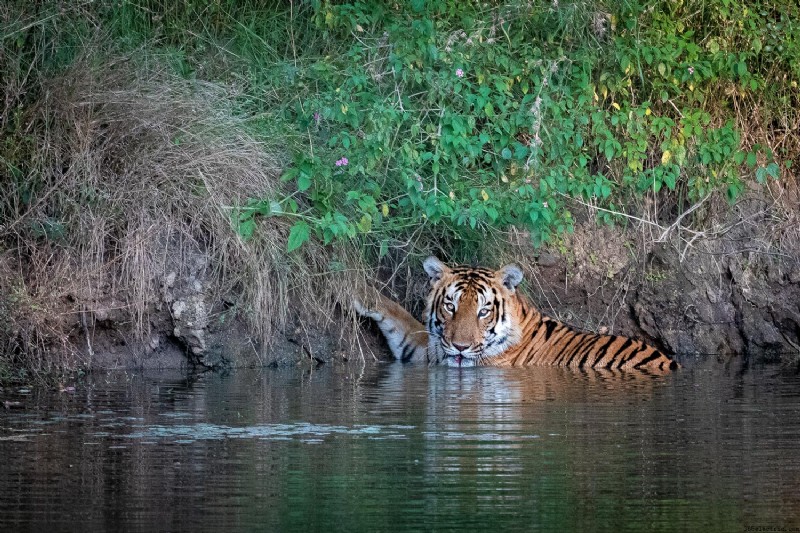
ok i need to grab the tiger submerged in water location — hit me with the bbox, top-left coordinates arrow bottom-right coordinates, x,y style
356,256 -> 678,372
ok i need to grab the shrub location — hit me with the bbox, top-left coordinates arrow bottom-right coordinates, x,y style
235,0 -> 796,253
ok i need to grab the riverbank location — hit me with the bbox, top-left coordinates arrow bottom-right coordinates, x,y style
3,190 -> 798,381
1,1 -> 798,382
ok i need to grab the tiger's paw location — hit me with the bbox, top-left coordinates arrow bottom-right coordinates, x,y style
353,298 -> 384,322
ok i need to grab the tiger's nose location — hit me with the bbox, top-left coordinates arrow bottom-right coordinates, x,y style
452,343 -> 470,352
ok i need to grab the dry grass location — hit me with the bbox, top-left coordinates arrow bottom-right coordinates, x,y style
0,42 -> 369,377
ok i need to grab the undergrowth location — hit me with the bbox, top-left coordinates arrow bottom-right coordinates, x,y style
1,0 -> 799,378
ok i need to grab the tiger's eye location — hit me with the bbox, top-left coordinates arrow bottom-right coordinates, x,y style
478,307 -> 491,318
444,302 -> 455,314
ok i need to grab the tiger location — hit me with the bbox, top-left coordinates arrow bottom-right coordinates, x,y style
355,256 -> 678,372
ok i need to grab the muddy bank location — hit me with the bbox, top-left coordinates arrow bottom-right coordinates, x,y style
25,209 -> 800,372
3,188 -> 799,374
525,194 -> 800,364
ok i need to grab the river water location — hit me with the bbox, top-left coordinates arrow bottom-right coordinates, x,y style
1,359 -> 799,532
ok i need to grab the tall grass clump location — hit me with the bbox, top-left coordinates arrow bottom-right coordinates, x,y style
0,2 -> 368,379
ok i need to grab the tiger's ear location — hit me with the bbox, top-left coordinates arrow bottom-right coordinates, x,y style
423,256 -> 450,285
497,264 -> 524,292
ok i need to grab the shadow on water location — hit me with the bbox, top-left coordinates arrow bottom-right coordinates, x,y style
1,357 -> 799,531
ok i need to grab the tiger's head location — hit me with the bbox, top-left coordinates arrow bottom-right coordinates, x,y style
422,256 -> 525,367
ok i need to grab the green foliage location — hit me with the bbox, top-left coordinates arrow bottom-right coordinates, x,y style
236,0 -> 796,250
4,0 -> 798,254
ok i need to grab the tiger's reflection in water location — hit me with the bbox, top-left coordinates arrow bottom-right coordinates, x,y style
358,362 -> 669,505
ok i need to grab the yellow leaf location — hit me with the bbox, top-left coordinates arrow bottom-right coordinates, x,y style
356,24 -> 364,32
449,191 -> 456,200
661,150 -> 672,165
501,174 -> 508,183
381,203 -> 389,217
481,189 -> 489,201
341,104 -> 348,114
688,83 -> 694,91
645,108 -> 652,116
611,102 -> 620,110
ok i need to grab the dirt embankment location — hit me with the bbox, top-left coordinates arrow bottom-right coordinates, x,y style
2,55 -> 798,376
4,201 -> 799,375
3,180 -> 800,375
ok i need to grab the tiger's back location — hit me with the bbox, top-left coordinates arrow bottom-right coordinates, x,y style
483,306 -> 676,372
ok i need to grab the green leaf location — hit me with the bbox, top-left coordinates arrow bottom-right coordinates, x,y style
501,147 -> 512,160
298,173 -> 312,191
746,152 -> 757,168
766,162 -> 780,179
664,172 -> 676,191
357,214 -> 372,233
604,143 -> 615,161
281,167 -> 299,182
287,221 -> 310,252
237,219 -> 255,240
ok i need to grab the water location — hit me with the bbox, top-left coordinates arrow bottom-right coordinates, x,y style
1,360 -> 799,532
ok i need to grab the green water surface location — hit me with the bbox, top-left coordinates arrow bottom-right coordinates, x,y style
1,359 -> 799,532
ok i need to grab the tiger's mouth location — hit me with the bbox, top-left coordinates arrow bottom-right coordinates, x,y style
442,352 -> 478,367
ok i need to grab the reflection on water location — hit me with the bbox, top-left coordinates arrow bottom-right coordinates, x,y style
1,360 -> 799,531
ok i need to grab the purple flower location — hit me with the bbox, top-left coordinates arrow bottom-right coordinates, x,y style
313,112 -> 321,123
456,68 -> 464,78
688,66 -> 695,75
335,157 -> 349,167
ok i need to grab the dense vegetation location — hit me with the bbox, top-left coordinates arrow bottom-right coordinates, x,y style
1,0 -> 798,378
5,1 -> 797,253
